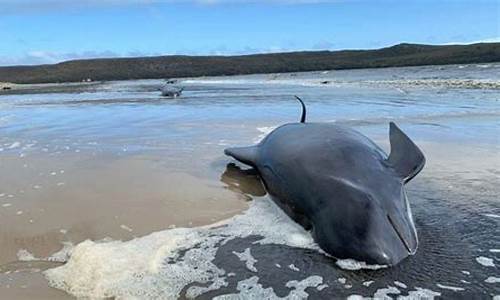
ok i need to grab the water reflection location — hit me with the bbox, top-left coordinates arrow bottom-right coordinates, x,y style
220,163 -> 266,198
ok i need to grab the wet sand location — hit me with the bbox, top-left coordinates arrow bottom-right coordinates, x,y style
0,156 -> 251,299
0,146 -> 254,299
0,81 -> 105,96
0,152 -> 249,263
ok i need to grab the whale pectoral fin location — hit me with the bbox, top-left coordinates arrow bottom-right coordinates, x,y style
387,122 -> 426,183
224,146 -> 258,168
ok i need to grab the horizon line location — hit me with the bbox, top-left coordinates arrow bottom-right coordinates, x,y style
2,41 -> 499,68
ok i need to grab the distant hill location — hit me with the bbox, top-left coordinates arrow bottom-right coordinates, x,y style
1,43 -> 499,84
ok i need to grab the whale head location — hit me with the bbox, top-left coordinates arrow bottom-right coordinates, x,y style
310,122 -> 425,266
311,176 -> 420,266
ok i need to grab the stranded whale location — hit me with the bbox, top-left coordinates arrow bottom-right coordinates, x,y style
224,97 -> 425,266
161,86 -> 184,98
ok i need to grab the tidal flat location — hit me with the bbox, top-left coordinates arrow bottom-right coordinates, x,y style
0,63 -> 499,299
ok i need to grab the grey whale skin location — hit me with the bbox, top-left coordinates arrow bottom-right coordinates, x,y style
224,102 -> 425,266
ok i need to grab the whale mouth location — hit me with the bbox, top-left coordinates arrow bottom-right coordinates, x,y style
387,214 -> 413,254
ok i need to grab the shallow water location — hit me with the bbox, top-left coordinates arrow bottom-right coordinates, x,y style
0,63 -> 499,299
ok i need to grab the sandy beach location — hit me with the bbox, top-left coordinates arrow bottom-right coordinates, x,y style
0,63 -> 499,299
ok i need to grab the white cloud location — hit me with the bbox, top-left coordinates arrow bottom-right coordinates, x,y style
4,36 -> 496,66
0,50 -> 121,66
468,37 -> 500,44
439,36 -> 500,45
0,45 -> 299,66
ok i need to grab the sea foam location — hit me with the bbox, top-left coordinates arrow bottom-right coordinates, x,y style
44,198 -> 319,299
44,196 -> 386,299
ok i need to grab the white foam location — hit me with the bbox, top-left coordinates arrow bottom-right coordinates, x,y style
17,242 -> 73,263
373,286 -> 400,298
120,224 -> 133,232
335,259 -> 387,270
285,275 -> 323,297
7,142 -> 20,149
213,275 -> 323,299
44,199 -> 318,299
362,281 -> 374,287
476,256 -> 495,267
232,248 -> 257,272
490,249 -> 500,253
47,242 -> 74,262
485,277 -> 500,283
365,78 -> 500,90
217,140 -> 229,146
253,126 -> 277,143
1,203 -> 12,208
17,249 -> 37,261
394,281 -> 407,289
288,264 -> 300,272
483,213 -> 500,219
436,283 -> 465,291
182,75 -> 500,90
186,277 -> 228,299
398,287 -> 441,299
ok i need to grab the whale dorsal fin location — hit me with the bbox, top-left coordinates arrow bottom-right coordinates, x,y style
224,146 -> 258,168
294,96 -> 306,123
387,122 -> 426,183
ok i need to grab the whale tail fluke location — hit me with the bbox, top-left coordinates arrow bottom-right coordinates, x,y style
294,96 -> 306,123
224,146 -> 258,168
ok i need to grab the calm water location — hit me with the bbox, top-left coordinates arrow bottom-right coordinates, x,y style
0,63 -> 499,299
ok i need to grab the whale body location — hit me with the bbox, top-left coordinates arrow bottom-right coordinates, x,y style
161,86 -> 183,98
224,99 -> 425,266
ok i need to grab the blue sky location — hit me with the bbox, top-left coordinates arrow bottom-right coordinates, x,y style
1,0 -> 498,66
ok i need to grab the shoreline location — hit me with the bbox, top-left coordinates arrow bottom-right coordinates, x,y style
1,42 -> 499,84
0,65 -> 498,299
0,139 -> 498,299
1,62 -> 499,95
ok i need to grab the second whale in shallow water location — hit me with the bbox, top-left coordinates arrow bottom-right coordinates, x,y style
224,97 -> 425,266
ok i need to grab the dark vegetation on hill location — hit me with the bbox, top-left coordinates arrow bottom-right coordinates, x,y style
1,43 -> 499,84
